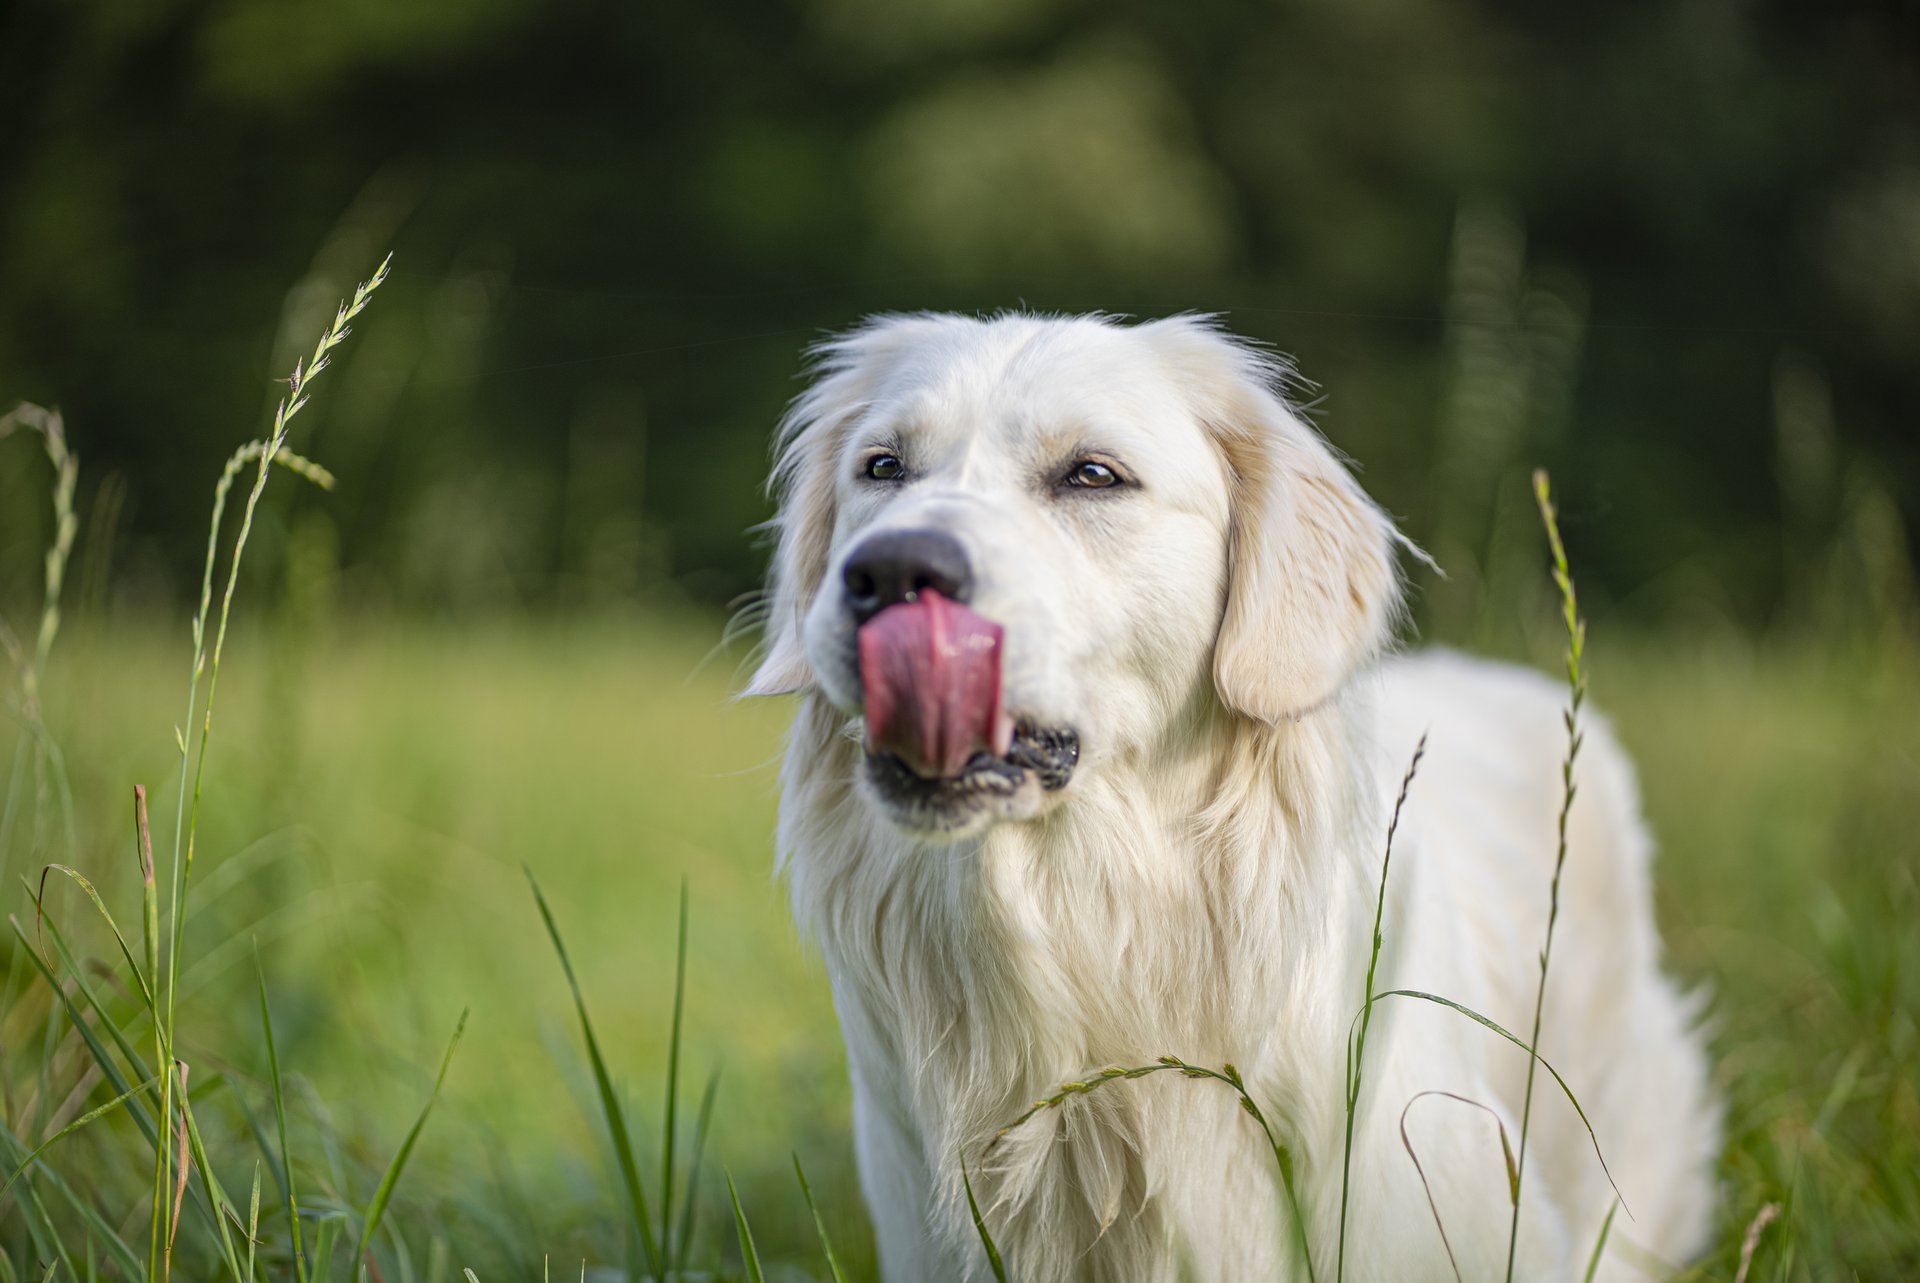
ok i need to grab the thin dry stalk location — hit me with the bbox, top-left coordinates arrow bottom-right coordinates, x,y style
1731,1202 -> 1781,1283
167,1061 -> 190,1261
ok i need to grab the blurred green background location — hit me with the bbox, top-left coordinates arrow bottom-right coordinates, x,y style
2,0 -> 1918,1280
2,0 -> 1916,626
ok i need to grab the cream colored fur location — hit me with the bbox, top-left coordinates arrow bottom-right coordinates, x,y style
750,313 -> 1719,1282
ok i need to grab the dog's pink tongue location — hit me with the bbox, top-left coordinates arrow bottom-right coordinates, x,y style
858,591 -> 1014,779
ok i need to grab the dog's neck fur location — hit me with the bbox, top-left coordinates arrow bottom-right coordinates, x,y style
778,686 -> 1386,1279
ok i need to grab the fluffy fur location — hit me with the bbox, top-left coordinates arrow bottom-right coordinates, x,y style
749,313 -> 1719,1282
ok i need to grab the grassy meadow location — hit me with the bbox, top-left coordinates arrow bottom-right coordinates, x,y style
5,6 -> 1917,1272
3,610 -> 866,1280
2,597 -> 1916,1281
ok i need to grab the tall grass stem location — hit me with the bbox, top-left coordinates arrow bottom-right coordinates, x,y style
1505,468 -> 1588,1282
1337,733 -> 1427,1281
154,255 -> 386,1280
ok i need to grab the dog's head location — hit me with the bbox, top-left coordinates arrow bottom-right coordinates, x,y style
748,313 -> 1405,838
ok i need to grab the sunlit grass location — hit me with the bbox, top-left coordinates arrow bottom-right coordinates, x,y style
9,608 -> 854,1277
5,608 -> 1912,1279
3,393 -> 1916,1283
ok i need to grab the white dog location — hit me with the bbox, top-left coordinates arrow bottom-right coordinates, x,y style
747,313 -> 1719,1282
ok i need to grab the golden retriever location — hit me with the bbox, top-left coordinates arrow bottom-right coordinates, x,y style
748,313 -> 1719,1282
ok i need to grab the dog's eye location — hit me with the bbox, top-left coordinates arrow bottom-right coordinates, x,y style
1063,460 -> 1120,490
864,453 -> 905,482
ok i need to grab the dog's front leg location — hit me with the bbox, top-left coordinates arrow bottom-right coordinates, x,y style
847,1072 -> 953,1281
837,992 -> 979,1282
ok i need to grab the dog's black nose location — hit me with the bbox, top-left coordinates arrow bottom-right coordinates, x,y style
842,529 -> 974,625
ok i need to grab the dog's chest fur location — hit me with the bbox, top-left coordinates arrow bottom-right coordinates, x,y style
780,697 -> 1377,1281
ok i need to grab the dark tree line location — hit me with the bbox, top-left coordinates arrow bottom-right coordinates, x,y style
1,0 -> 1915,633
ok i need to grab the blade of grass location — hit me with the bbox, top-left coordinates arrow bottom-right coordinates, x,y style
312,1212 -> 340,1281
674,1068 -> 722,1273
525,867 -> 664,1282
301,1081 -> 352,1220
35,864 -> 152,1011
0,1122 -> 76,1281
0,1074 -> 157,1199
793,1154 -> 851,1283
352,1008 -> 468,1282
1397,1090 -> 1519,1283
725,1171 -> 766,1283
383,1219 -> 418,1283
232,1090 -> 288,1230
9,912 -> 160,1144
246,1160 -> 262,1283
660,878 -> 687,1264
177,1077 -> 249,1282
1365,989 -> 1626,1214
20,873 -> 175,1281
135,786 -> 159,1022
13,891 -> 229,1278
32,974 -> 57,1145
138,779 -> 165,1283
960,1156 -> 1009,1283
1583,1201 -> 1618,1283
19,880 -> 159,1105
13,907 -> 214,1279
0,1124 -> 144,1280
257,954 -> 309,1283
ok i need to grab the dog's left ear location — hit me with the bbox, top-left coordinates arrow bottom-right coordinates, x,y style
1144,317 -> 1406,724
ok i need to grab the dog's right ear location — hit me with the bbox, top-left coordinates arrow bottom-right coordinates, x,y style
744,317 -> 940,696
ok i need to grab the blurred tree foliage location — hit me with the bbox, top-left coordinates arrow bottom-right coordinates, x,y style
0,0 -> 1914,634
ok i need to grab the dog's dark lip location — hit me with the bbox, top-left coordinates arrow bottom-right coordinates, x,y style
1001,723 -> 1080,791
865,722 -> 1080,802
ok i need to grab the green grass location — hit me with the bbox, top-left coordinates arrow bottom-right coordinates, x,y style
1609,632 -> 1920,1280
1,328 -> 1916,1281
5,611 -> 855,1278
3,610 -> 1914,1280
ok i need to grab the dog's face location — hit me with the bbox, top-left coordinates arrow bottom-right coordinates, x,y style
750,314 -> 1403,839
